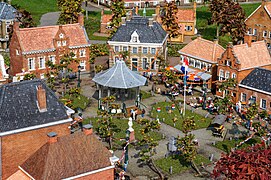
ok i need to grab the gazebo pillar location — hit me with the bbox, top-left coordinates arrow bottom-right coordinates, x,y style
107,87 -> 110,96
98,85 -> 102,109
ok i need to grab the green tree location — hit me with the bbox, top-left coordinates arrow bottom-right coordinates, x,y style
109,0 -> 126,37
23,73 -> 36,80
161,1 -> 180,43
177,117 -> 202,176
209,0 -> 246,43
57,0 -> 83,24
138,118 -> 164,179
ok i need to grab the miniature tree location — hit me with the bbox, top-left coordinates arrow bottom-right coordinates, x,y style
161,1 -> 180,43
57,0 -> 83,24
177,116 -> 202,176
213,144 -> 271,179
23,73 -> 36,80
138,119 -> 164,179
109,0 -> 126,37
210,0 -> 246,43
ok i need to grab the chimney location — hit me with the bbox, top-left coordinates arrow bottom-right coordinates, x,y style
197,34 -> 201,39
78,13 -> 84,26
247,35 -> 252,47
121,17 -> 126,25
13,21 -> 19,32
227,42 -> 233,58
135,6 -> 139,15
37,85 -> 47,111
83,124 -> 93,135
149,18 -> 153,26
47,132 -> 57,144
152,14 -> 157,22
126,12 -> 131,21
213,38 -> 218,44
156,5 -> 160,16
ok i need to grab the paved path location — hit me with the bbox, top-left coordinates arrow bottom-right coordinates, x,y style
39,12 -> 60,27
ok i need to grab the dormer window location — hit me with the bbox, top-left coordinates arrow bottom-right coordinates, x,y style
57,41 -> 61,47
62,41 -> 66,46
130,30 -> 140,43
59,33 -> 64,38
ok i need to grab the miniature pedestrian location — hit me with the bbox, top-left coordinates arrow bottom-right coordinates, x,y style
134,109 -> 138,121
141,109 -> 145,118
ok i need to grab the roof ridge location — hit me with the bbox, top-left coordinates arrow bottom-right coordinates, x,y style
19,23 -> 81,31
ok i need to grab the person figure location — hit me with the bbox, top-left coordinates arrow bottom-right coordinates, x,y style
141,109 -> 145,118
134,109 -> 138,121
238,101 -> 242,114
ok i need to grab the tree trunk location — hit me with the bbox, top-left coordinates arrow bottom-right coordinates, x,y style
108,136 -> 113,149
216,23 -> 219,38
148,159 -> 165,179
191,160 -> 202,176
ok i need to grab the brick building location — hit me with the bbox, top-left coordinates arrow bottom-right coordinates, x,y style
216,40 -> 271,103
100,9 -> 113,34
239,68 -> 271,112
244,0 -> 271,47
108,12 -> 167,73
178,36 -> 225,89
9,14 -> 90,79
0,79 -> 73,179
0,2 -> 17,51
8,125 -> 114,180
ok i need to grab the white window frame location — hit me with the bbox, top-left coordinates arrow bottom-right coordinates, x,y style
49,55 -> 56,64
80,61 -> 86,71
115,46 -> 119,52
247,28 -> 252,35
57,41 -> 61,47
28,58 -> 35,70
151,48 -> 156,54
150,58 -> 156,70
219,69 -> 224,81
62,41 -> 67,46
143,47 -> 148,54
253,28 -> 257,35
132,47 -> 138,54
263,30 -> 267,37
142,57 -> 149,69
225,71 -> 230,79
39,57 -> 45,69
260,99 -> 267,109
80,49 -> 86,57
241,93 -> 246,102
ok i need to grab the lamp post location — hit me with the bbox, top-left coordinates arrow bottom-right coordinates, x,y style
124,129 -> 130,172
202,80 -> 207,110
77,65 -> 81,88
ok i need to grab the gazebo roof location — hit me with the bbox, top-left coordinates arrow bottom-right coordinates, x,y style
92,60 -> 147,89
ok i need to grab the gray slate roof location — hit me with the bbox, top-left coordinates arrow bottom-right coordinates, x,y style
0,79 -> 69,133
240,68 -> 271,93
110,16 -> 167,43
93,60 -> 147,89
0,2 -> 17,20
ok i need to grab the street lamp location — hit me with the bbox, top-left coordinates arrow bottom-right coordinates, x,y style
77,65 -> 81,88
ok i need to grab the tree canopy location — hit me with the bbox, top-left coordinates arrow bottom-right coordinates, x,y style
109,0 -> 126,36
57,0 -> 83,24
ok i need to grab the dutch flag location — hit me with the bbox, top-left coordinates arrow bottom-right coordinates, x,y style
181,56 -> 189,75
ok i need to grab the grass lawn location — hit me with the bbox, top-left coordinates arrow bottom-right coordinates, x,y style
150,102 -> 212,131
60,94 -> 91,110
12,0 -> 58,25
140,90 -> 152,99
155,154 -> 210,175
213,136 -> 261,153
85,117 -> 163,147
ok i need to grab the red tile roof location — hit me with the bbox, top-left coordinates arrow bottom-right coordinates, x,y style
7,170 -> 30,180
264,2 -> 271,17
177,9 -> 195,22
233,41 -> 271,70
16,24 -> 89,53
101,14 -> 113,24
179,37 -> 225,62
20,133 -> 112,180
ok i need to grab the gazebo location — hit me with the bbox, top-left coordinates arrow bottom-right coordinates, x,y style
93,60 -> 147,109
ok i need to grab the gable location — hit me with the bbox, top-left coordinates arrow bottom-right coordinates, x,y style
245,4 -> 271,25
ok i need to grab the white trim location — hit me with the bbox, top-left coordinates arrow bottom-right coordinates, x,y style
239,84 -> 271,96
63,165 -> 115,180
179,52 -> 217,64
0,118 -> 73,137
18,166 -> 35,180
264,5 -> 271,18
108,41 -> 164,47
245,5 -> 262,22
260,98 -> 267,109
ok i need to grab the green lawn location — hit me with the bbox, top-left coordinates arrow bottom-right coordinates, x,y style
213,136 -> 261,153
85,117 -> 163,147
60,94 -> 91,110
12,0 -> 58,25
140,90 -> 152,99
150,102 -> 212,131
155,154 -> 210,175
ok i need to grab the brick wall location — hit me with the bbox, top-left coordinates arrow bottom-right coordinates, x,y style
9,31 -> 23,76
1,123 -> 70,179
75,168 -> 114,180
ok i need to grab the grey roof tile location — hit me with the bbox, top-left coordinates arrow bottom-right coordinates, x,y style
0,79 -> 69,133
0,2 -> 17,20
240,68 -> 271,93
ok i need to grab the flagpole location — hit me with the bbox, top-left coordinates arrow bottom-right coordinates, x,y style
183,72 -> 186,117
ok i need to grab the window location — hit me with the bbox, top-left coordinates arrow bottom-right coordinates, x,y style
40,73 -> 45,79
59,33 -> 64,38
232,73 -> 236,79
143,47 -> 148,54
16,49 -> 19,55
225,71 -> 230,79
132,47 -> 138,54
80,61 -> 86,71
263,30 -> 268,37
247,28 -> 252,35
39,57 -> 45,69
80,49 -> 86,57
195,60 -> 201,68
241,93 -> 247,102
115,46 -> 119,52
123,46 -> 128,51
250,96 -> 256,104
28,58 -> 35,70
185,25 -> 192,31
269,32 -> 271,39
219,69 -> 224,81
150,58 -> 156,70
151,48 -> 156,54
142,58 -> 148,69
153,1 -> 158,5
253,28 -> 257,35
57,41 -> 61,47
132,36 -> 138,43
131,58 -> 138,71
49,56 -> 55,64
261,99 -> 267,109
62,41 -> 66,46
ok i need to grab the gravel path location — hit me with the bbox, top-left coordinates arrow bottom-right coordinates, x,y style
39,12 -> 60,27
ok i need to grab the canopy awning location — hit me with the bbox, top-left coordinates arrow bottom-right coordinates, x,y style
196,72 -> 212,81
174,64 -> 195,73
93,60 -> 147,89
